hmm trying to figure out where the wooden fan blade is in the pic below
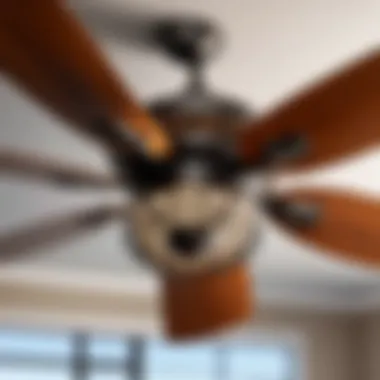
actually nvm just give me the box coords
[0,26,95,137]
[239,50,380,171]
[265,188,380,268]
[0,1,171,158]
[0,27,128,151]
[162,263,253,341]
[0,148,118,189]
[0,204,126,261]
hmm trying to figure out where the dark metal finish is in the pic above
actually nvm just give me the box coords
[127,337,145,380]
[146,16,254,152]
[263,196,320,229]
[151,18,222,68]
[72,334,88,380]
[115,150,179,193]
[149,92,250,122]
[258,133,308,168]
[115,142,245,193]
[170,228,205,255]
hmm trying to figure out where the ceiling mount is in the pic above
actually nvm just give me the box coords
[148,17,235,123]
[151,17,223,70]
[147,17,251,143]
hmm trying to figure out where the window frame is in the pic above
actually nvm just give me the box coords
[0,326,305,380]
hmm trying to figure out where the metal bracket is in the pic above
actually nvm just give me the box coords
[151,17,222,68]
[259,133,308,168]
[262,196,320,229]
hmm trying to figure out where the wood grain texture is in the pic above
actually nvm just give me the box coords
[0,0,171,158]
[162,262,253,341]
[271,188,380,268]
[239,50,380,171]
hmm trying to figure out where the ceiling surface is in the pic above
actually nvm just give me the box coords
[1,0,380,311]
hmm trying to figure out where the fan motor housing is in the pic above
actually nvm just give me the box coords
[116,98,258,276]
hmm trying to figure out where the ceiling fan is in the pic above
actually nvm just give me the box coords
[1,0,380,341]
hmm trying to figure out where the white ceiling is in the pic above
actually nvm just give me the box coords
[1,0,380,311]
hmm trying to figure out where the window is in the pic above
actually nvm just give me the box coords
[0,329,72,380]
[146,340,297,380]
[0,328,299,380]
[225,343,295,380]
[146,340,216,380]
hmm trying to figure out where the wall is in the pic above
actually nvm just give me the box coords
[360,313,380,380]
[255,309,360,380]
[0,276,377,380]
